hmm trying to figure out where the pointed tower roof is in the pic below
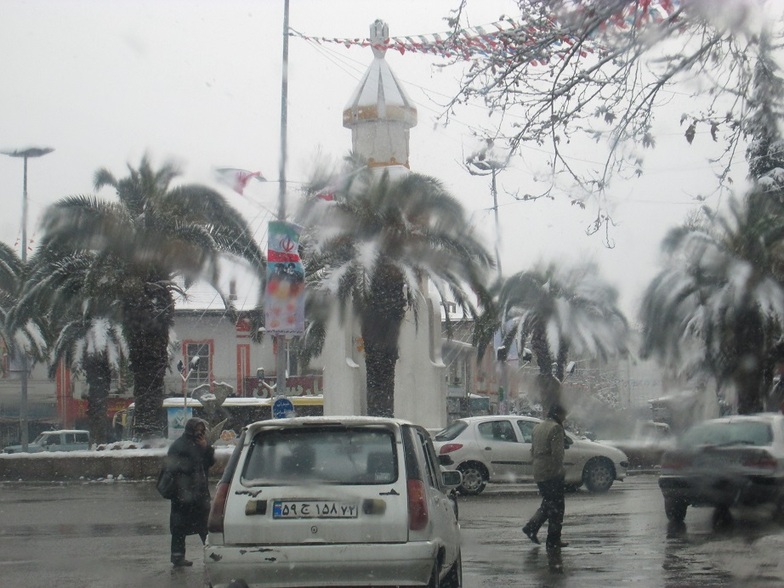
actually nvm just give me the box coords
[343,20,417,130]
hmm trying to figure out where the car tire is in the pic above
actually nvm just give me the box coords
[712,505,732,529]
[427,559,441,588]
[582,457,615,493]
[664,497,688,522]
[442,551,462,588]
[775,496,784,525]
[457,463,487,495]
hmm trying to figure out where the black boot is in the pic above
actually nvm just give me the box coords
[171,555,193,567]
[522,523,540,544]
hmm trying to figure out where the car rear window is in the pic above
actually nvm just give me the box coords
[434,420,467,441]
[680,421,773,448]
[241,426,398,486]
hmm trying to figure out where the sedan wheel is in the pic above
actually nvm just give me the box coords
[664,497,688,522]
[457,464,486,495]
[582,458,615,493]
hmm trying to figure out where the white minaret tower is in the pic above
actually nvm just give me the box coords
[343,20,418,168]
[322,20,447,429]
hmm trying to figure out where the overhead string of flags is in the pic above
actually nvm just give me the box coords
[289,0,682,64]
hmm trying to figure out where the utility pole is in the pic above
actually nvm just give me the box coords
[1,146,54,449]
[275,0,290,396]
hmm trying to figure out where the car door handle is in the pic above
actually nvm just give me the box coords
[484,447,492,450]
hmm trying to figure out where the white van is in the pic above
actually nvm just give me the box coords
[205,416,463,588]
[3,430,91,454]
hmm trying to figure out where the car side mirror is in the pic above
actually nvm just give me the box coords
[438,454,454,467]
[441,469,462,489]
[564,436,573,450]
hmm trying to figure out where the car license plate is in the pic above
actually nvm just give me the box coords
[272,500,358,519]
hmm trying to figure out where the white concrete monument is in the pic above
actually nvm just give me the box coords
[322,20,447,429]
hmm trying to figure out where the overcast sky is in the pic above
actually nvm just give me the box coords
[0,0,765,320]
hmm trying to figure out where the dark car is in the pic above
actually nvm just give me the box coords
[658,413,784,523]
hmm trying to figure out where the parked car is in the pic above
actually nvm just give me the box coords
[205,416,463,588]
[599,420,676,469]
[658,413,784,523]
[433,415,629,495]
[3,429,91,454]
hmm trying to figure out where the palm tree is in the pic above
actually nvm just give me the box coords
[640,194,784,414]
[476,262,629,410]
[0,241,46,356]
[37,156,265,438]
[297,164,493,417]
[18,249,127,443]
[0,242,48,446]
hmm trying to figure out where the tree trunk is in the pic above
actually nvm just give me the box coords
[531,326,556,410]
[734,309,765,415]
[537,374,562,415]
[364,339,397,417]
[84,350,112,444]
[124,284,174,438]
[361,263,406,418]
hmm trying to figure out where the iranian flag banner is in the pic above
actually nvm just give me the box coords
[265,221,305,336]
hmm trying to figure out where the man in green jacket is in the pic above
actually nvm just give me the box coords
[522,404,569,550]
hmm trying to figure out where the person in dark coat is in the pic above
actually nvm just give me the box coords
[522,404,569,551]
[167,417,215,567]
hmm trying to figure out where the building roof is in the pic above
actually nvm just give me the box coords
[343,20,417,129]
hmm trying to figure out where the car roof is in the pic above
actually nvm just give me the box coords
[700,413,783,425]
[245,415,415,434]
[454,415,540,424]
[39,429,90,434]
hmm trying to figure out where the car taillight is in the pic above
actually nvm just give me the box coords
[439,443,463,454]
[208,481,230,533]
[742,452,778,469]
[407,479,429,531]
[661,452,692,470]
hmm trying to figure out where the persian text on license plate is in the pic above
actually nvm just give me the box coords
[272,500,358,519]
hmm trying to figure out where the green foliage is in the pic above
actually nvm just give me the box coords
[476,261,629,407]
[36,156,265,438]
[296,160,493,416]
[640,191,784,413]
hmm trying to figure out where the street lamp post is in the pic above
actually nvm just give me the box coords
[1,146,54,450]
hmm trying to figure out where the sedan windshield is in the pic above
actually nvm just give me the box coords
[241,426,397,486]
[680,421,773,448]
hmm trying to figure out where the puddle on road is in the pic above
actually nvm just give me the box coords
[3,522,165,539]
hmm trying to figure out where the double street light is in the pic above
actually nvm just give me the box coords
[1,146,54,450]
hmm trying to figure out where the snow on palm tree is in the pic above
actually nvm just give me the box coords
[640,193,784,414]
[37,156,265,438]
[0,241,46,372]
[478,261,629,410]
[19,248,130,443]
[297,163,493,418]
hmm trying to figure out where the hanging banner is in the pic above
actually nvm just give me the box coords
[265,221,305,336]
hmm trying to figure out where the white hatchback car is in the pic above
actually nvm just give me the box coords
[205,416,463,588]
[433,415,629,495]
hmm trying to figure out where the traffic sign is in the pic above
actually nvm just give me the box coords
[272,396,295,419]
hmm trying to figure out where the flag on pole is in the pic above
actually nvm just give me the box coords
[265,221,305,336]
[214,167,266,195]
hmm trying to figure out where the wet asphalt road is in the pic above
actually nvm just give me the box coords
[1,475,783,587]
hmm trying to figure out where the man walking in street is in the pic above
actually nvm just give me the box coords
[522,404,569,550]
[166,417,216,567]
